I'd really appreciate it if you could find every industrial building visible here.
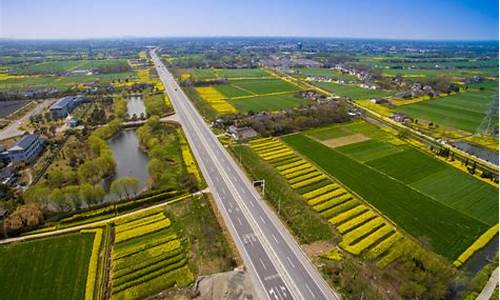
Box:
[49,95,84,119]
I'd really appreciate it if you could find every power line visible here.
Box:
[476,93,498,137]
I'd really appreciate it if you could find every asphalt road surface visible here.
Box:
[150,49,339,300]
[0,99,55,141]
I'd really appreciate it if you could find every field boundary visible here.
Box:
[280,136,405,234]
[453,224,499,267]
[283,134,490,229]
[0,193,193,245]
[81,228,104,300]
[230,90,296,100]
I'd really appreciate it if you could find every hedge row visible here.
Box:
[58,190,181,225]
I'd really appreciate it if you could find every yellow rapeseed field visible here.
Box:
[453,224,499,267]
[0,73,26,80]
[178,129,203,185]
[80,228,103,300]
[195,86,236,114]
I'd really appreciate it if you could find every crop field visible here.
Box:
[396,80,499,133]
[305,120,406,163]
[218,68,271,78]
[0,232,94,300]
[226,78,299,95]
[307,119,403,144]
[177,129,203,185]
[110,208,194,300]
[314,81,394,99]
[185,68,271,80]
[0,72,136,91]
[194,86,237,114]
[215,84,254,98]
[7,59,130,74]
[196,76,304,114]
[283,121,498,260]
[188,68,218,80]
[380,67,499,78]
[249,138,405,267]
[293,68,358,81]
[231,93,305,112]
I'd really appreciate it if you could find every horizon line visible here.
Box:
[0,35,498,43]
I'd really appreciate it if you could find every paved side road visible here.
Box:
[477,267,499,300]
[151,49,339,300]
[0,99,55,141]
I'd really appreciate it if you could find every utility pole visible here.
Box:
[252,179,265,196]
[278,194,281,215]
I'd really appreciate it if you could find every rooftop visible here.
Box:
[50,95,82,110]
[8,134,39,152]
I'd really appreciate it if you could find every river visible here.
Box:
[103,96,149,201]
[127,95,146,118]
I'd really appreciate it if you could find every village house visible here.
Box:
[390,112,412,124]
[228,125,258,141]
[369,98,389,104]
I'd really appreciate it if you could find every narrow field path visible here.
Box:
[477,267,499,300]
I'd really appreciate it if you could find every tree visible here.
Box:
[50,188,70,212]
[78,160,102,184]
[110,176,140,200]
[80,183,105,206]
[180,173,198,193]
[46,169,65,188]
[62,185,82,210]
[23,186,50,208]
[4,204,44,232]
[96,154,116,178]
[146,115,161,130]
[147,158,164,187]
[93,185,106,205]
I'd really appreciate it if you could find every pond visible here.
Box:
[127,95,146,118]
[104,129,149,201]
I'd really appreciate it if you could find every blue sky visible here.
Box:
[1,0,498,40]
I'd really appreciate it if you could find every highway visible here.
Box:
[150,49,339,300]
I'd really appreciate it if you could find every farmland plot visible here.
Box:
[314,81,394,99]
[229,78,299,95]
[231,93,305,113]
[187,68,271,80]
[196,76,304,114]
[249,138,406,266]
[0,232,94,300]
[110,208,194,300]
[195,86,236,114]
[283,127,497,260]
[396,80,499,133]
